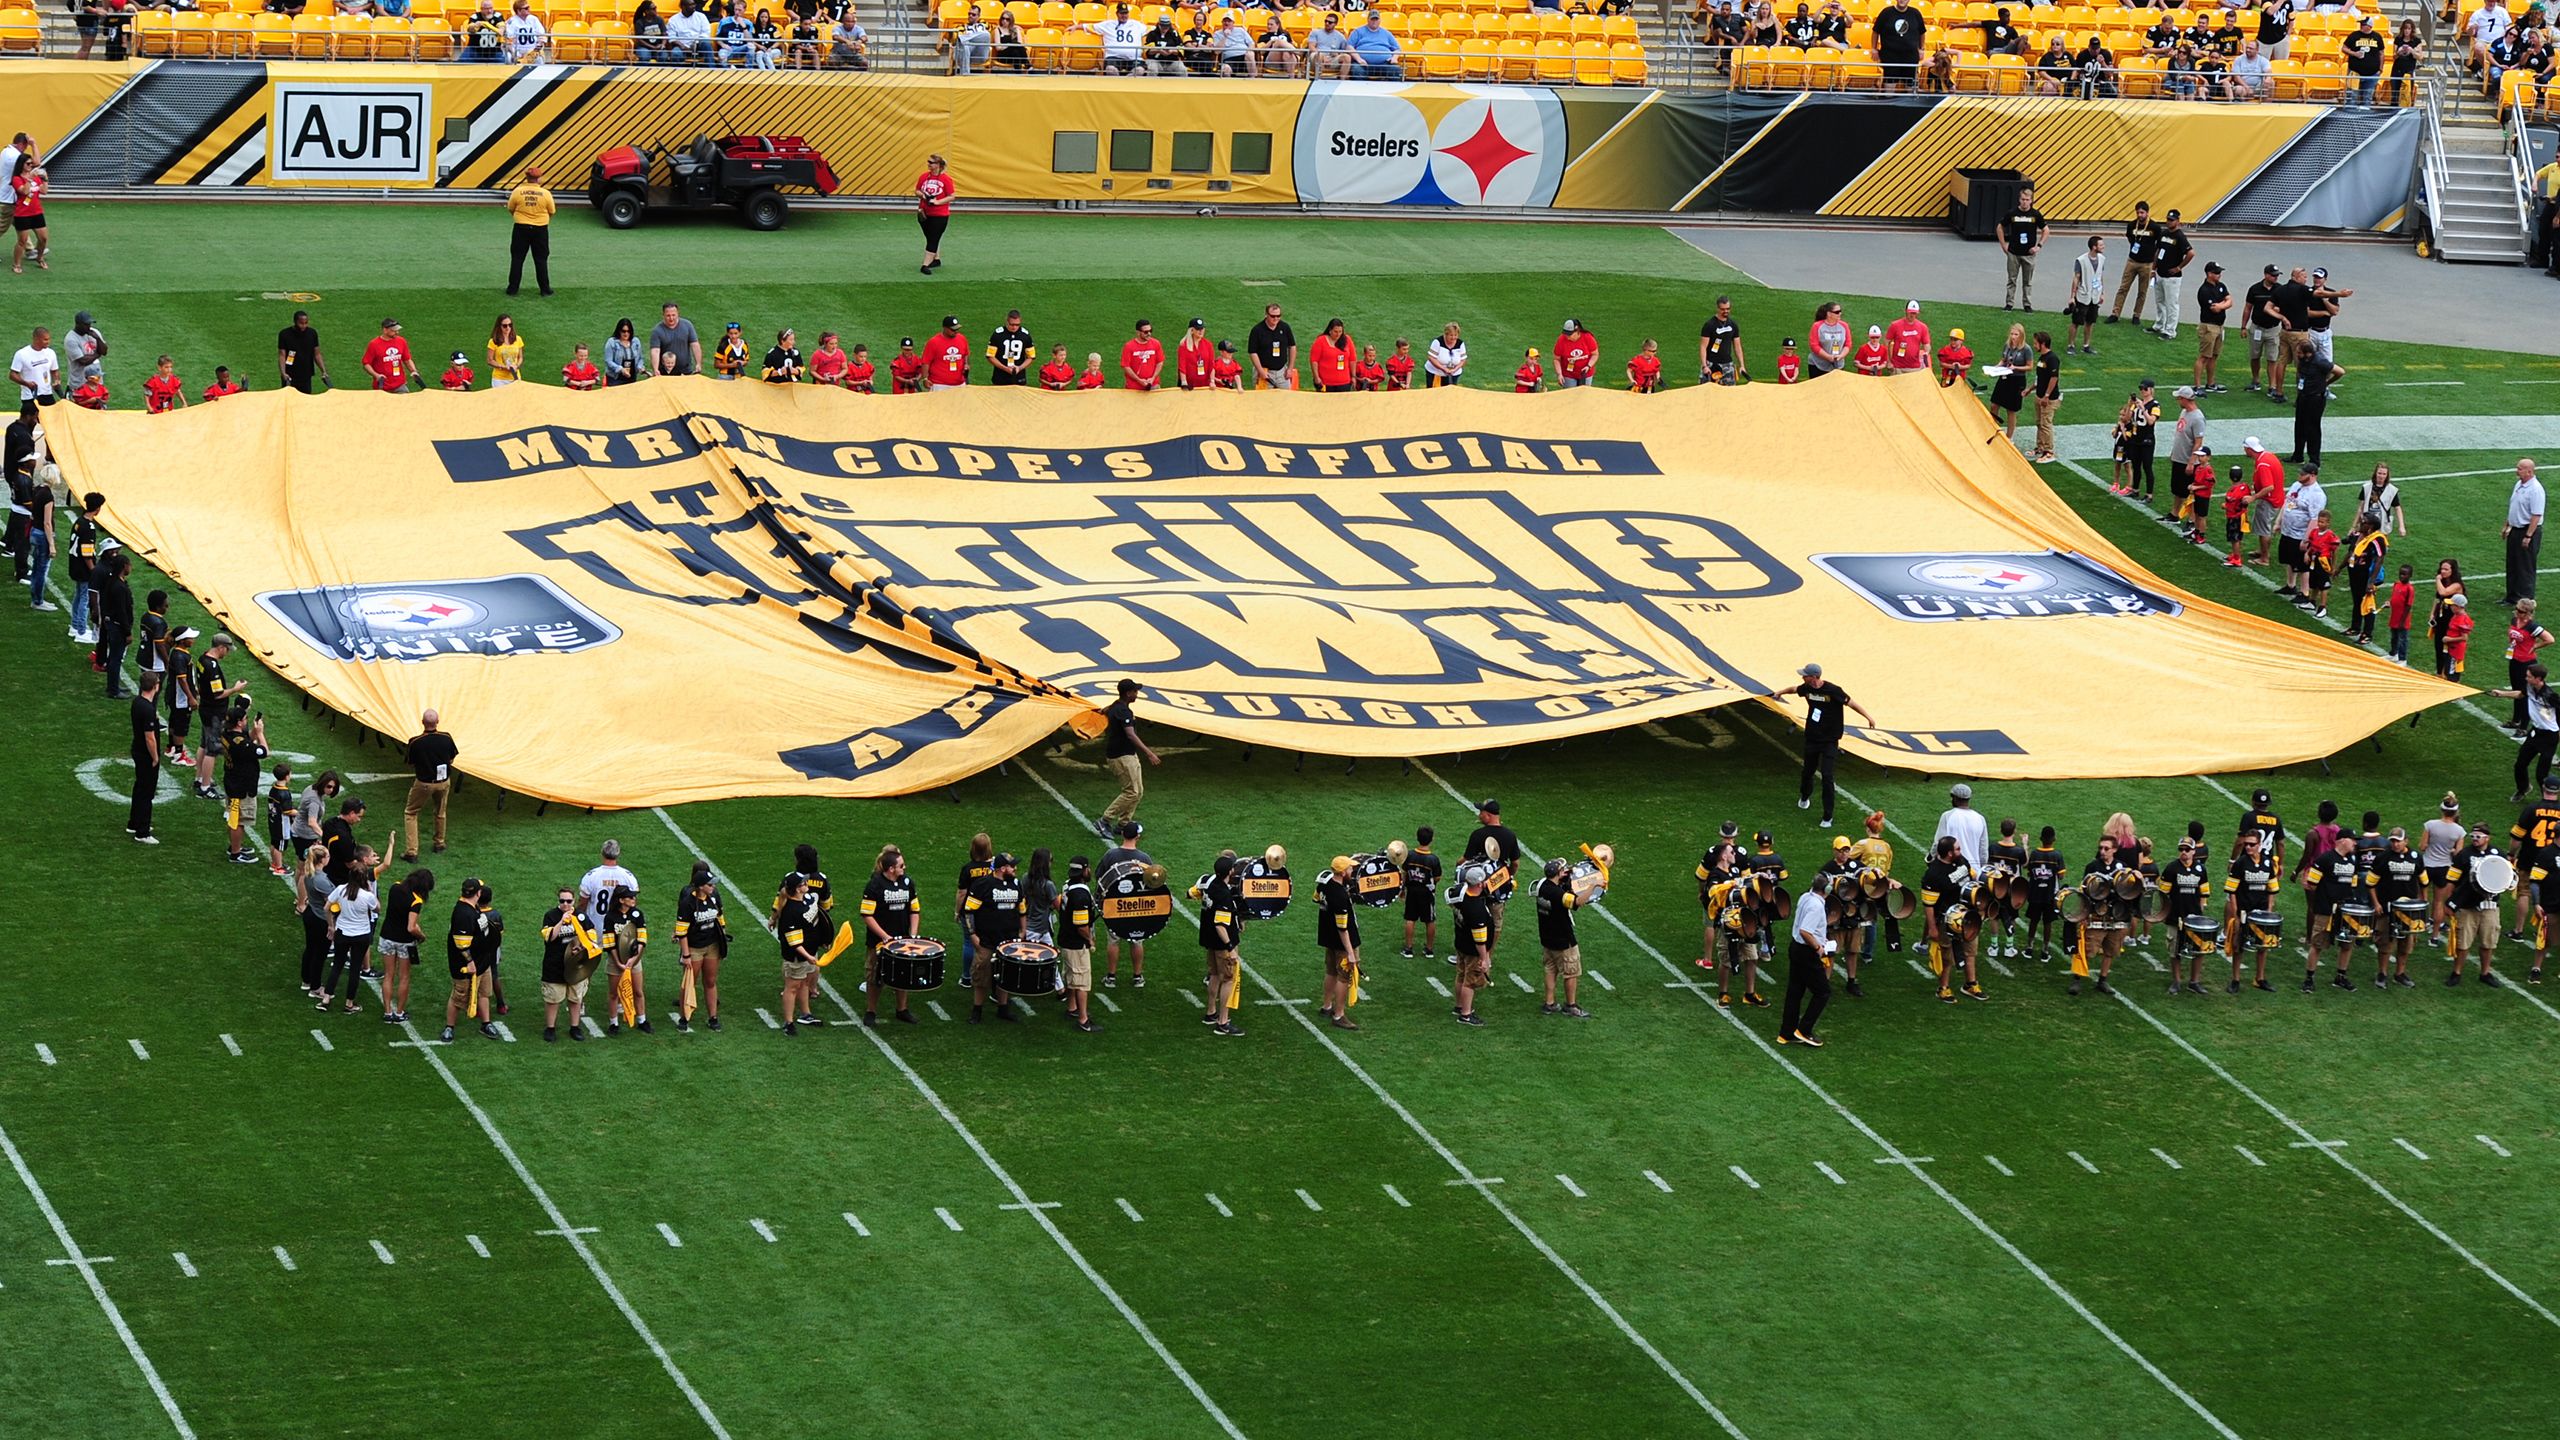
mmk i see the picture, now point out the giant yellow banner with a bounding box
[47,378,2458,805]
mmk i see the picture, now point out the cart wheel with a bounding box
[741,190,787,232]
[601,191,644,229]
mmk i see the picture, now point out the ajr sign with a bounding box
[269,84,434,184]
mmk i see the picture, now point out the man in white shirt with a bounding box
[2229,37,2274,98]
[1780,873,1837,1047]
[501,0,548,60]
[665,0,713,59]
[12,325,60,406]
[579,838,639,933]
[2066,235,2105,356]
[1933,783,1988,870]
[2468,0,2511,74]
[2278,462,2326,604]
[1085,2,1145,74]
[0,133,25,201]
[2503,458,2545,605]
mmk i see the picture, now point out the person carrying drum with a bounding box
[1845,811,1901,965]
[1057,858,1100,1033]
[953,832,995,989]
[1695,821,1744,975]
[775,871,825,1037]
[2073,835,2135,998]
[2021,826,2066,965]
[1698,869,1765,1008]
[1919,835,1974,1004]
[2506,778,2560,944]
[674,861,727,1033]
[2442,827,2511,988]
[2300,831,2369,993]
[602,885,655,1036]
[1197,852,1244,1037]
[1099,821,1150,989]
[1463,798,1521,956]
[861,844,922,1027]
[965,852,1027,1023]
[1534,857,1590,1020]
[1450,862,1495,1027]
[1316,856,1362,1031]
[1987,817,2029,960]
[2372,828,2425,989]
[2159,836,2214,996]
[2223,829,2282,993]
[1399,825,1443,963]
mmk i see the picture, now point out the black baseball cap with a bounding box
[2262,264,2279,276]
[941,315,960,329]
[994,852,1017,868]
[1477,798,1500,815]
[899,336,915,346]
[2203,261,2223,273]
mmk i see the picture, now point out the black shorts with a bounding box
[11,213,43,233]
[2070,301,2099,325]
[1403,894,1435,923]
[2225,513,2244,544]
[2277,534,2305,568]
[2424,864,2450,888]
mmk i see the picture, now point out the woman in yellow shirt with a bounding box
[485,314,526,387]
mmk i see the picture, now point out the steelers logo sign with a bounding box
[1908,559,2060,593]
[1293,82,1566,208]
[340,590,491,631]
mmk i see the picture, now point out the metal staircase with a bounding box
[2412,3,2534,263]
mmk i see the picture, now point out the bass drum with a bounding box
[1098,859,1174,942]
[1239,855,1293,921]
[874,936,947,991]
[1350,852,1404,909]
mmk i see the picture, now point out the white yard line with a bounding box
[1015,757,1753,1440]
[1116,1197,1145,1223]
[1590,971,1613,991]
[466,1233,490,1258]
[1643,1169,1674,1193]
[2069,1151,2102,1174]
[371,1239,396,1265]
[1729,1165,1760,1191]
[749,1218,777,1243]
[35,1043,55,1066]
[1412,755,2242,1439]
[1815,1162,1847,1186]
[1556,1174,1586,1198]
[0,1122,196,1439]
[218,1034,240,1057]
[1295,1188,1323,1212]
[935,1207,964,1233]
[1382,1184,1411,1208]
[2150,1148,2183,1171]
[2235,1145,2266,1166]
[1985,1155,2014,1177]
[273,1246,295,1272]
[309,1029,333,1052]
[843,1212,869,1237]
[172,1252,195,1279]
[2393,1137,2432,1161]
[2477,1135,2512,1158]
[1205,1193,1233,1218]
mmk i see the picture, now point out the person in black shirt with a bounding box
[965,851,1026,1023]
[321,795,367,891]
[1791,662,1875,828]
[2254,0,2292,59]
[1245,303,1296,390]
[1919,836,1972,1000]
[2191,262,2231,392]
[1463,798,1522,951]
[2030,329,2062,463]
[1785,3,1820,46]
[2146,209,2191,338]
[775,871,824,1036]
[987,310,1034,385]
[2108,201,2156,325]
[676,860,727,1032]
[2222,829,2280,991]
[859,843,919,1027]
[1097,677,1159,839]
[1451,863,1495,1026]
[1196,852,1244,1036]
[601,884,654,1036]
[276,310,327,393]
[191,633,241,798]
[2241,264,2281,396]
[2158,836,2213,994]
[2302,833,2368,992]
[1699,296,1744,385]
[401,709,459,861]
[2265,264,2314,402]
[380,867,434,1026]
[1098,821,1151,987]
[220,702,267,865]
[1872,0,1925,89]
[2373,828,2423,987]
[2021,826,2065,961]
[1998,185,2044,310]
[1534,858,1590,1018]
[1981,7,2020,53]
[759,329,803,384]
[540,883,596,1041]
[127,667,164,843]
[953,831,993,986]
[1056,856,1099,1032]
[443,879,502,1043]
[2290,358,2342,467]
[1316,856,1362,1029]
[2341,13,2384,104]
[1400,826,1443,960]
[94,549,132,696]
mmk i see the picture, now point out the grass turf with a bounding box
[6,202,2560,1440]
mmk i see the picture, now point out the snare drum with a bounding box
[2388,896,2430,937]
[1351,853,1404,909]
[874,936,947,991]
[990,939,1060,996]
[2242,909,2285,951]
[1098,859,1174,942]
[2177,912,2224,952]
[1566,859,1609,908]
[2337,902,2378,944]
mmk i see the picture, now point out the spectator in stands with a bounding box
[1706,1,1746,69]
[1872,0,1926,90]
[1816,0,1849,48]
[2163,40,2202,96]
[2197,39,2233,97]
[2254,0,2293,61]
[1923,39,1957,89]
[717,0,766,64]
[2207,8,2244,58]
[942,4,990,71]
[2389,20,2420,105]
[1086,2,1145,73]
[1308,12,1354,76]
[1142,13,1186,71]
[2143,12,2180,58]
[1211,12,1253,72]
[831,11,868,65]
[784,6,820,66]
[2341,12,2383,104]
[1350,10,1401,77]
[2073,33,2119,96]
[993,9,1031,68]
[1180,10,1217,72]
[750,7,783,65]
[2468,0,2512,80]
[502,0,549,60]
[665,0,713,59]
[1258,14,1299,74]
[1784,3,1820,47]
[632,0,669,59]
[2229,36,2273,97]
[2032,35,2073,93]
[340,0,378,17]
[1747,2,1780,46]
[1981,6,2023,55]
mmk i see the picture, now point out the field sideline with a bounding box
[6,202,2560,1440]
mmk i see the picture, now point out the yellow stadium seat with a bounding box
[1566,13,1599,40]
[589,15,631,56]
[0,5,37,50]
[1037,0,1071,23]
[1057,25,1099,68]
[549,15,589,57]
[246,11,292,53]
[1020,23,1059,67]
[1570,35,1608,82]
[1837,56,1884,88]
[1597,14,1633,40]
[134,10,177,53]
[2119,53,2163,97]
[1495,34,1534,78]
[313,13,359,54]
[1501,12,1535,37]
[1730,43,1766,86]
[1985,50,2023,94]
[935,0,963,26]
[1949,54,1989,90]
[1070,0,1104,21]
[1420,32,1462,75]
[1401,12,1438,39]
[1138,3,1171,27]
[1460,28,1501,76]
[375,14,421,55]
[2300,58,2345,100]
[1464,13,1501,41]
[1284,9,1316,39]
[1533,10,1567,37]
[1608,38,1644,83]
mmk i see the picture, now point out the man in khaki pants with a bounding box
[1095,678,1159,838]
[400,709,458,861]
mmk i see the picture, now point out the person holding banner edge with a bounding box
[1792,663,1875,830]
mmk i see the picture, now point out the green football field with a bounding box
[7,202,2560,1440]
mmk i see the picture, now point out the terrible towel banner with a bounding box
[47,378,2459,806]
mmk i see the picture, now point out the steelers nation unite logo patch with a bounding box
[1811,552,2184,622]
[255,574,622,662]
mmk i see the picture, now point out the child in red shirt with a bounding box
[1514,348,1543,393]
[1774,337,1801,384]
[1852,326,1890,376]
[1357,345,1385,391]
[1210,340,1244,391]
[1384,338,1415,391]
[563,343,603,391]
[143,356,187,414]
[2387,564,2415,664]
[1625,338,1663,393]
[1935,328,1975,390]
[2303,509,2339,617]
[2221,465,2253,566]
[441,351,475,392]
[200,366,243,401]
[1038,345,1076,391]
[808,332,850,388]
[2182,447,2213,545]
[70,376,109,409]
[2444,594,2474,681]
[844,344,875,394]
[1078,353,1106,390]
[890,338,926,394]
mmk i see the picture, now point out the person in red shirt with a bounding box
[1852,325,1890,376]
[889,337,926,394]
[1384,338,1416,391]
[1210,340,1244,390]
[2444,593,2475,681]
[1774,336,1802,384]
[1513,347,1543,393]
[563,343,604,391]
[1357,344,1385,391]
[440,351,474,392]
[2248,440,2285,567]
[1309,319,1357,393]
[1120,319,1166,391]
[2183,449,2215,546]
[844,343,876,394]
[70,375,108,409]
[2222,462,2255,567]
[1174,319,1213,390]
[1884,300,1932,373]
[809,331,851,388]
[1552,319,1599,388]
[1078,352,1106,390]
[143,355,187,414]
[923,317,969,389]
[2387,564,2415,662]
[200,366,243,402]
[363,319,417,392]
[1934,327,1975,389]
[915,153,954,275]
[1625,337,1663,393]
[1038,344,1076,391]
[2303,509,2340,617]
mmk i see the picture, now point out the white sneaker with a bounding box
[1797,797,1811,810]
[68,627,91,642]
[33,600,58,612]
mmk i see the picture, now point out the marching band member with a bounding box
[601,884,654,1036]
[1317,855,1361,1030]
[2301,831,2368,992]
[860,844,920,1027]
[1534,857,1590,1019]
[2507,778,2560,942]
[1399,825,1442,962]
[1451,862,1495,1027]
[2073,835,2134,997]
[954,832,994,988]
[775,871,824,1036]
[442,878,500,1044]
[1988,817,2028,959]
[2159,836,2213,995]
[1746,829,1789,971]
[2132,836,2161,949]
[2373,828,2424,988]
[1463,798,1520,954]
[1919,836,1971,1002]
[1058,857,1100,1033]
[1696,820,1744,971]
[1846,811,1900,964]
[675,861,726,1032]
[1197,852,1244,1037]
[1100,821,1150,989]
[2224,829,2281,993]
[2442,827,2508,987]
[965,852,1027,1023]
[540,882,597,1041]
[2239,789,2288,870]
[2021,826,2065,963]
